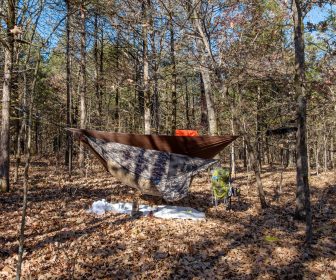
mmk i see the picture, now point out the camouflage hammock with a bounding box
[67,129,237,201]
[85,136,216,201]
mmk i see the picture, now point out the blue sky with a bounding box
[305,4,335,24]
[34,2,335,53]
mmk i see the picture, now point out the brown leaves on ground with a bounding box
[0,158,335,279]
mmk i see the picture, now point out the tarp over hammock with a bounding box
[66,128,237,201]
[67,128,238,159]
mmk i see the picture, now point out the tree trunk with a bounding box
[65,0,73,175]
[307,130,311,178]
[293,0,312,243]
[191,1,217,136]
[256,86,262,169]
[230,95,236,176]
[142,1,151,134]
[94,13,102,117]
[247,141,268,209]
[185,77,190,129]
[230,117,236,176]
[199,73,208,133]
[200,63,217,135]
[0,0,15,192]
[323,132,328,172]
[331,139,334,170]
[78,2,87,169]
[150,24,159,133]
[115,35,120,131]
[170,16,177,134]
[16,49,40,280]
[99,28,104,122]
[234,98,267,208]
[315,142,319,175]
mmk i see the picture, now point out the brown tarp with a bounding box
[67,128,238,159]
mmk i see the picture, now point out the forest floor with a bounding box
[0,157,335,280]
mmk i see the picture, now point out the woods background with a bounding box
[0,1,336,279]
[0,2,335,211]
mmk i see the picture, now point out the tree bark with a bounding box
[115,35,120,131]
[233,95,268,208]
[293,0,312,243]
[170,16,177,134]
[185,77,190,129]
[0,0,15,192]
[94,13,102,117]
[230,116,236,176]
[192,1,217,135]
[99,27,104,123]
[65,0,73,175]
[149,21,159,133]
[247,140,268,209]
[256,86,262,169]
[78,2,87,169]
[142,1,151,134]
[230,92,236,176]
[199,73,208,133]
[200,60,217,135]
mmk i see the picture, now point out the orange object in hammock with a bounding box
[175,130,199,136]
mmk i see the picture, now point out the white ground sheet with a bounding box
[88,199,205,220]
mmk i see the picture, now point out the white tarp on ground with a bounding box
[88,199,205,220]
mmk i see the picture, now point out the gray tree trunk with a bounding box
[65,0,73,175]
[142,1,151,134]
[0,0,15,192]
[191,1,217,135]
[78,2,87,169]
[293,0,312,243]
[185,77,190,129]
[170,16,177,134]
[149,22,159,133]
[201,65,217,135]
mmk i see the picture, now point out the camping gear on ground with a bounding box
[67,128,238,202]
[88,199,205,220]
[211,168,240,207]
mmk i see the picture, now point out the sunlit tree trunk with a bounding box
[78,2,87,169]
[94,12,102,117]
[192,0,217,136]
[169,16,177,134]
[142,0,151,134]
